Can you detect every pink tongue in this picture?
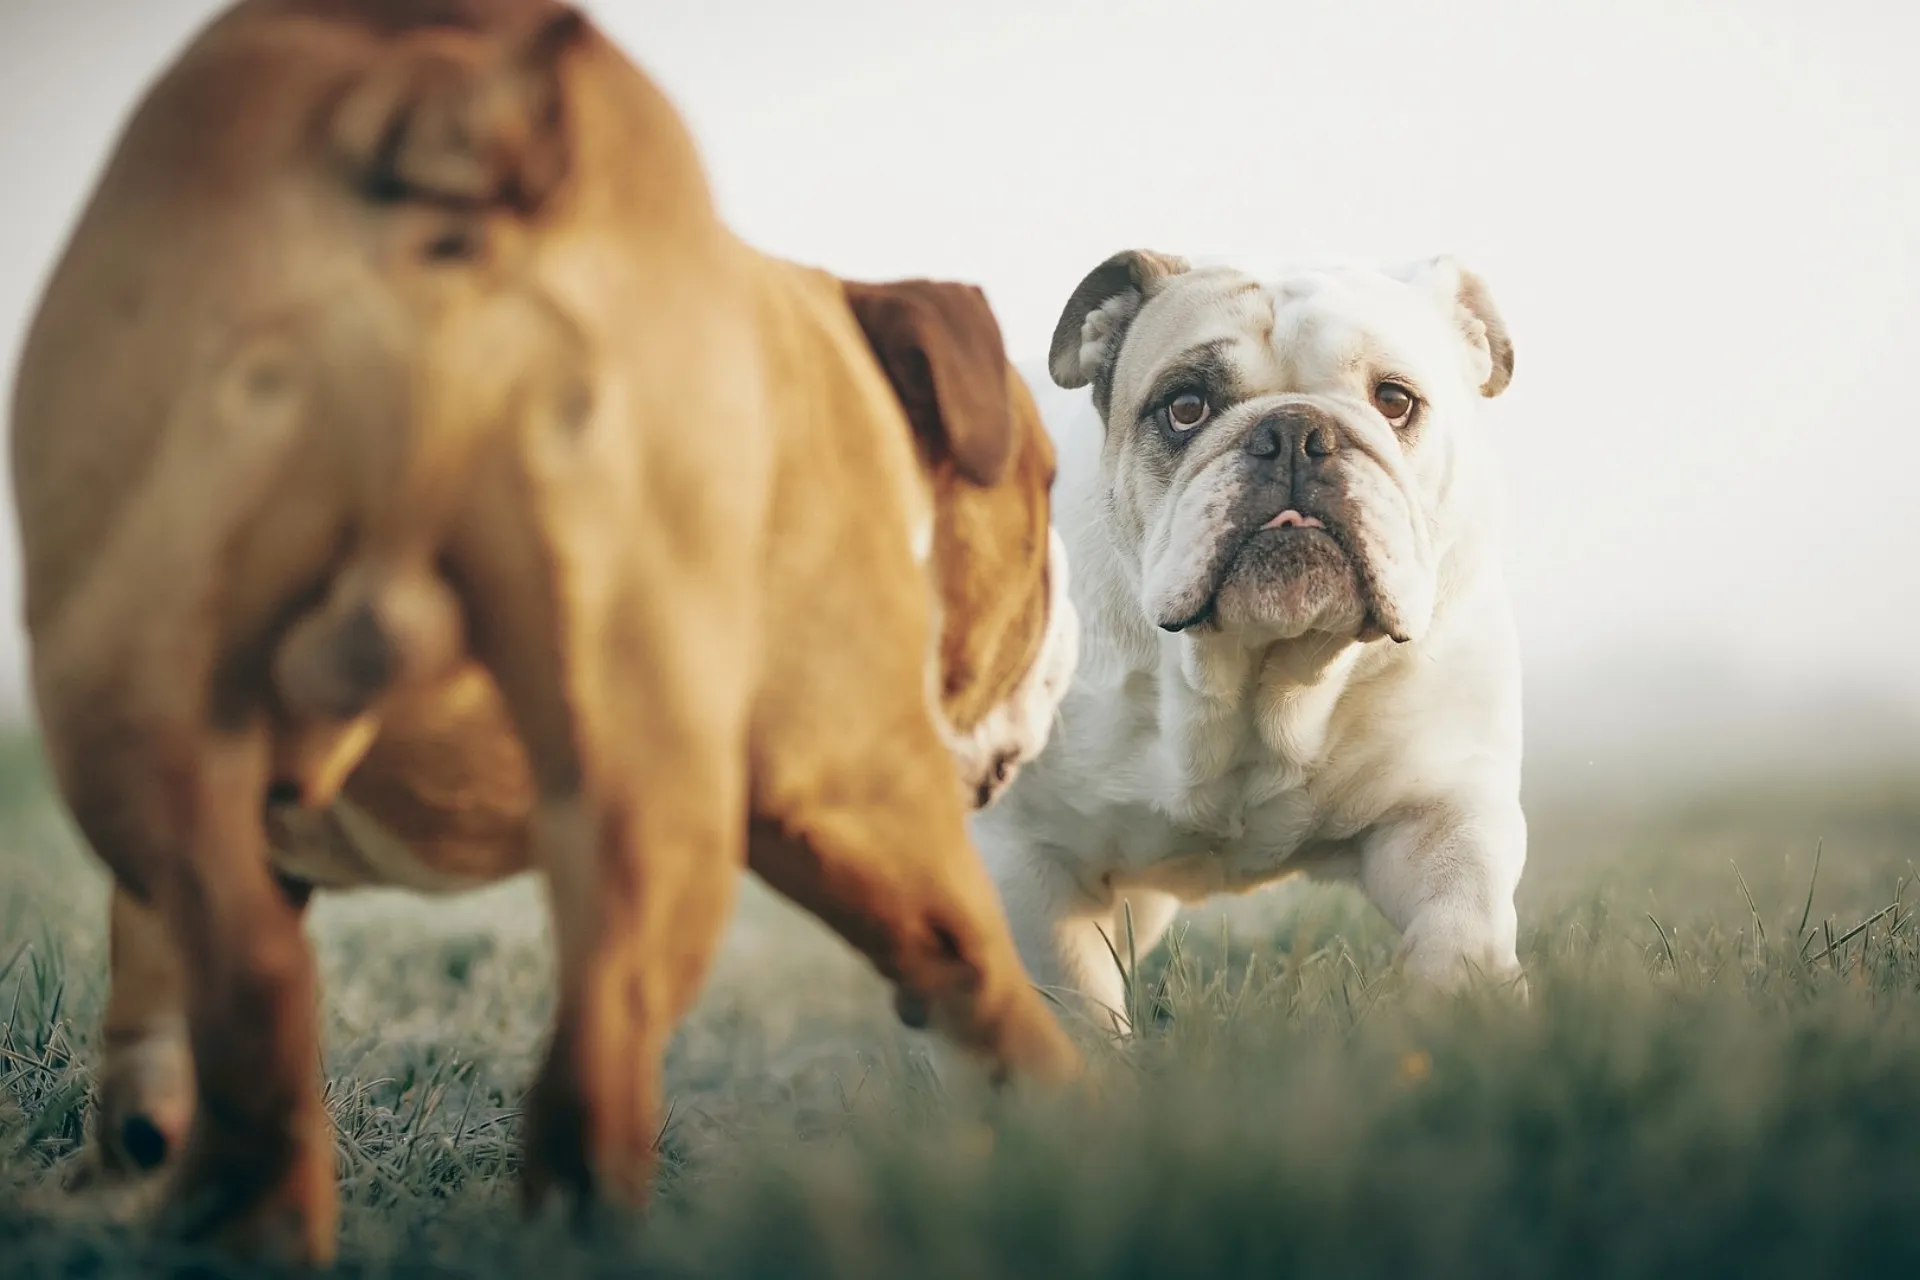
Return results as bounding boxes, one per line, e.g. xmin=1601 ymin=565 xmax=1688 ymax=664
xmin=1263 ymin=509 xmax=1324 ymax=530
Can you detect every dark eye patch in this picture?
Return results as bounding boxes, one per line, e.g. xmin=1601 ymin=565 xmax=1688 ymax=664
xmin=1138 ymin=340 xmax=1241 ymax=436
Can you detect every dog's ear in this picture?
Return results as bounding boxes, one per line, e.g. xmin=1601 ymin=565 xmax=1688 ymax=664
xmin=328 ymin=7 xmax=588 ymax=213
xmin=844 ymin=279 xmax=1015 ymax=488
xmin=1395 ymin=256 xmax=1515 ymax=398
xmin=1455 ymin=266 xmax=1515 ymax=397
xmin=1047 ymin=249 xmax=1188 ymax=398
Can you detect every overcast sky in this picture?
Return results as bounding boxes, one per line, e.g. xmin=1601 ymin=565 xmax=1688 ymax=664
xmin=2 ymin=0 xmax=1917 ymax=730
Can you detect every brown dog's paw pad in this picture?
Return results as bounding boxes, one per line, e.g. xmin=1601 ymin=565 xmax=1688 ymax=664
xmin=118 ymin=1113 xmax=173 ymax=1172
xmin=893 ymin=989 xmax=933 ymax=1029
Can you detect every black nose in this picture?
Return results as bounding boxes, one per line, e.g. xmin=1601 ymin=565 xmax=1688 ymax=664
xmin=1245 ymin=416 xmax=1285 ymax=459
xmin=1244 ymin=408 xmax=1340 ymax=461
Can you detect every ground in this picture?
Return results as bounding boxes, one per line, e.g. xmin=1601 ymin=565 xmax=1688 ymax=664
xmin=2 ymin=729 xmax=1918 ymax=1278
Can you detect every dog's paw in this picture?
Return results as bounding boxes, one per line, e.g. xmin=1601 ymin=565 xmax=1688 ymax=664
xmin=156 ymin=1126 xmax=338 ymax=1266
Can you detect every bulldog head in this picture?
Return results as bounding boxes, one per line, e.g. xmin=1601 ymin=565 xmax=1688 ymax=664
xmin=1049 ymin=251 xmax=1513 ymax=646
xmin=845 ymin=280 xmax=1079 ymax=809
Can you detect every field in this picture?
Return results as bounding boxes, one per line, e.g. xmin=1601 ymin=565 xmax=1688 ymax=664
xmin=3 ymin=730 xmax=1919 ymax=1278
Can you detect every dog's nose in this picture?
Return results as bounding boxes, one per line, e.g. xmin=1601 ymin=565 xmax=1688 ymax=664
xmin=1244 ymin=408 xmax=1340 ymax=462
xmin=1244 ymin=417 xmax=1286 ymax=460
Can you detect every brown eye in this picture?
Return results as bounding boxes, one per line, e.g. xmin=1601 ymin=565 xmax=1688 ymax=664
xmin=1165 ymin=392 xmax=1211 ymax=432
xmin=1372 ymin=381 xmax=1416 ymax=426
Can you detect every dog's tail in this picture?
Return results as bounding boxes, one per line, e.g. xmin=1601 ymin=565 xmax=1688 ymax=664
xmin=267 ymin=9 xmax=600 ymax=728
xmin=272 ymin=561 xmax=465 ymax=724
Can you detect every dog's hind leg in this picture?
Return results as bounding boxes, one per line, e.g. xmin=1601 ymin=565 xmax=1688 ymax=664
xmin=474 ymin=583 xmax=752 ymax=1215
xmin=440 ymin=322 xmax=765 ymax=1216
xmin=28 ymin=334 xmax=341 ymax=1260
xmin=154 ymin=741 xmax=332 ymax=1264
xmin=85 ymin=867 xmax=316 ymax=1190
xmin=86 ymin=887 xmax=195 ymax=1185
xmin=44 ymin=696 xmax=333 ymax=1263
xmin=519 ymin=775 xmax=745 ymax=1213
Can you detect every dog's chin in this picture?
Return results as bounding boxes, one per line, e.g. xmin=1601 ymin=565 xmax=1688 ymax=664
xmin=1193 ymin=527 xmax=1371 ymax=640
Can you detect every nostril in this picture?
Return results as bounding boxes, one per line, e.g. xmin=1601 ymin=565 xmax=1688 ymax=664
xmin=1305 ymin=425 xmax=1338 ymax=458
xmin=992 ymin=754 xmax=1015 ymax=783
xmin=119 ymin=1113 xmax=170 ymax=1171
xmin=1244 ymin=420 xmax=1283 ymax=459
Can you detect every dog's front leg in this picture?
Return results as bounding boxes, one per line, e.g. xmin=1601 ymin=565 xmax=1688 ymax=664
xmin=983 ymin=839 xmax=1184 ymax=1040
xmin=1358 ymin=798 xmax=1528 ymax=995
xmin=747 ymin=747 xmax=1085 ymax=1089
xmin=744 ymin=622 xmax=1083 ymax=1090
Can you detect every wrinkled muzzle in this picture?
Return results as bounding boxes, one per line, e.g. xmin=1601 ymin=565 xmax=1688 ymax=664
xmin=1140 ymin=402 xmax=1435 ymax=644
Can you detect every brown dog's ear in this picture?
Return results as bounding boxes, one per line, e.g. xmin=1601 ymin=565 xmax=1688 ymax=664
xmin=1047 ymin=249 xmax=1188 ymax=397
xmin=844 ymin=279 xmax=1015 ymax=488
xmin=328 ymin=7 xmax=588 ymax=213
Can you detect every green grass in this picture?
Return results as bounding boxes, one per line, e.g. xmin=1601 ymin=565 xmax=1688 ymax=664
xmin=3 ymin=730 xmax=1920 ymax=1277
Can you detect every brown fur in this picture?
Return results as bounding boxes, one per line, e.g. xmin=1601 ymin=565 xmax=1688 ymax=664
xmin=11 ymin=0 xmax=1077 ymax=1262
xmin=844 ymin=280 xmax=1059 ymax=728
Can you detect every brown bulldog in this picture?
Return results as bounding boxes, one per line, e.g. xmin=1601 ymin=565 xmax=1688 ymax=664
xmin=10 ymin=0 xmax=1080 ymax=1262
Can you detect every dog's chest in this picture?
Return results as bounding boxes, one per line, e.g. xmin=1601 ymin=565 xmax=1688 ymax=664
xmin=1097 ymin=675 xmax=1340 ymax=897
xmin=1147 ymin=744 xmax=1318 ymax=894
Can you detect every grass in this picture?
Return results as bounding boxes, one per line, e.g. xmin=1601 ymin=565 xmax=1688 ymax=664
xmin=2 ymin=729 xmax=1920 ymax=1277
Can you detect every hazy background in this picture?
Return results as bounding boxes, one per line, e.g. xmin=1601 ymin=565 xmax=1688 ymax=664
xmin=3 ymin=0 xmax=1917 ymax=792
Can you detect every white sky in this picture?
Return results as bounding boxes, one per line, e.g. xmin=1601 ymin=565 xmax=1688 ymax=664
xmin=2 ymin=0 xmax=1917 ymax=726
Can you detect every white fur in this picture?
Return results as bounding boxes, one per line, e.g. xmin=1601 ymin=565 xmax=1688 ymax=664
xmin=910 ymin=512 xmax=935 ymax=567
xmin=977 ymin=258 xmax=1527 ymax=1034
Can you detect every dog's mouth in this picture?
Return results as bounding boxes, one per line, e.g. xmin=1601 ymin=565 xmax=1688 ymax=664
xmin=1159 ymin=507 xmax=1363 ymax=636
xmin=1261 ymin=509 xmax=1324 ymax=533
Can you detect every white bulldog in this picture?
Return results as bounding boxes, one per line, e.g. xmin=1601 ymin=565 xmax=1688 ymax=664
xmin=974 ymin=249 xmax=1527 ymax=1032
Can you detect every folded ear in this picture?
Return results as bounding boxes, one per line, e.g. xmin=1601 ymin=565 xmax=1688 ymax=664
xmin=844 ymin=279 xmax=1015 ymax=488
xmin=328 ymin=6 xmax=588 ymax=213
xmin=1047 ymin=249 xmax=1188 ymax=402
xmin=1455 ymin=266 xmax=1515 ymax=397
xmin=1394 ymin=255 xmax=1515 ymax=398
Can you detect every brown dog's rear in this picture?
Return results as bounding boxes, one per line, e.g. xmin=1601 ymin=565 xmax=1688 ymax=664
xmin=13 ymin=0 xmax=1077 ymax=1263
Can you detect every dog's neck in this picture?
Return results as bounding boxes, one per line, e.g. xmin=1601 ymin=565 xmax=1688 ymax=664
xmin=1173 ymin=627 xmax=1364 ymax=781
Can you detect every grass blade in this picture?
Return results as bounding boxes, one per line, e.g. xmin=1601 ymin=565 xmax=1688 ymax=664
xmin=1797 ymin=840 xmax=1824 ymax=937
xmin=1732 ymin=861 xmax=1766 ymax=945
xmin=1647 ymin=914 xmax=1680 ymax=977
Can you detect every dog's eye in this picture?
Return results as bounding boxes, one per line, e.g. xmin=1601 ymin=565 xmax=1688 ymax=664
xmin=1372 ymin=381 xmax=1417 ymax=427
xmin=1164 ymin=392 xmax=1211 ymax=432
